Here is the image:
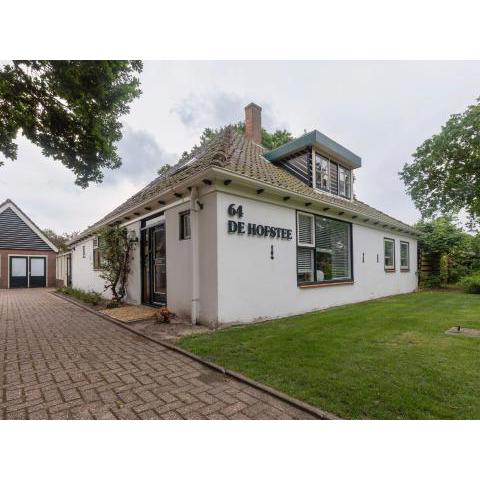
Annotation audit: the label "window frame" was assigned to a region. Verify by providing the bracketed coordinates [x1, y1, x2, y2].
[384, 237, 396, 272]
[400, 240, 410, 271]
[296, 210, 354, 287]
[179, 210, 191, 240]
[312, 148, 352, 200]
[315, 153, 330, 192]
[93, 236, 103, 271]
[338, 165, 352, 199]
[296, 212, 315, 247]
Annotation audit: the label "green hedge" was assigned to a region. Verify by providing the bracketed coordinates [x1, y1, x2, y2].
[57, 286, 103, 305]
[460, 273, 480, 294]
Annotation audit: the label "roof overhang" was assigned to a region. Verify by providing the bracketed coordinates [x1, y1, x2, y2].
[264, 130, 362, 169]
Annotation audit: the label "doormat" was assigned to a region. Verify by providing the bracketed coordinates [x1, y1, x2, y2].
[99, 304, 159, 323]
[445, 327, 480, 338]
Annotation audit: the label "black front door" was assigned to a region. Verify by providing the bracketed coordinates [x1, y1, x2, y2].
[141, 219, 167, 305]
[151, 223, 167, 304]
[29, 257, 46, 288]
[9, 256, 28, 288]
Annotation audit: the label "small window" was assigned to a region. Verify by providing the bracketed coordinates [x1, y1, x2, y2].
[400, 241, 410, 271]
[179, 211, 191, 240]
[93, 237, 103, 270]
[338, 166, 351, 199]
[315, 153, 329, 191]
[82, 245, 86, 258]
[384, 238, 395, 271]
[297, 212, 314, 247]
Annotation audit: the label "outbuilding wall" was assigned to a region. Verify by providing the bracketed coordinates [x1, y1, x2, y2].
[216, 191, 417, 324]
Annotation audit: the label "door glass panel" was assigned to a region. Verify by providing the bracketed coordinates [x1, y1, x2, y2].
[30, 258, 45, 276]
[153, 225, 166, 295]
[12, 258, 27, 277]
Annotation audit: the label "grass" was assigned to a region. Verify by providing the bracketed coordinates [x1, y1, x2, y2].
[179, 291, 480, 419]
[57, 286, 103, 306]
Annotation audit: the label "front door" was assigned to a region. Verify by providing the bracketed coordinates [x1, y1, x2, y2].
[29, 257, 46, 288]
[9, 256, 28, 288]
[151, 223, 167, 304]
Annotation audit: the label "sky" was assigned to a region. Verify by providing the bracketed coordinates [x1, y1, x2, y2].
[1, 60, 480, 234]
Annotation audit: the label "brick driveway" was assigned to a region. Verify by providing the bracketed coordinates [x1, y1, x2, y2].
[0, 289, 312, 419]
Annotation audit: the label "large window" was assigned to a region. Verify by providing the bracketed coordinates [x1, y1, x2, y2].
[384, 238, 395, 271]
[297, 212, 352, 285]
[313, 152, 351, 199]
[400, 241, 410, 271]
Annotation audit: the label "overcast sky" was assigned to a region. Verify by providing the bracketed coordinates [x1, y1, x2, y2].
[1, 61, 479, 233]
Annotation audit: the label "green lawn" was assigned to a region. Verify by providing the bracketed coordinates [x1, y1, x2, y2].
[179, 291, 480, 419]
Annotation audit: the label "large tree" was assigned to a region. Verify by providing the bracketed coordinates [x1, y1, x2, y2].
[400, 97, 480, 227]
[0, 61, 142, 187]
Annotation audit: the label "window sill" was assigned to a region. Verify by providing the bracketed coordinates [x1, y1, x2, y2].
[299, 280, 354, 289]
[384, 268, 396, 273]
[400, 268, 410, 272]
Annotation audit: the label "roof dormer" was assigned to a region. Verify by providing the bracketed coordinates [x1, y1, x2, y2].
[264, 130, 361, 200]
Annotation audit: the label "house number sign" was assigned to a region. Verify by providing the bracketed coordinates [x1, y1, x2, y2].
[227, 204, 293, 240]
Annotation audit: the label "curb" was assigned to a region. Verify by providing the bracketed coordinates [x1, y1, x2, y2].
[51, 291, 339, 420]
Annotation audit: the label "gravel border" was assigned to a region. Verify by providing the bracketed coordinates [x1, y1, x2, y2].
[51, 291, 340, 420]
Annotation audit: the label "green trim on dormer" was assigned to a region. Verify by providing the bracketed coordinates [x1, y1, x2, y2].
[264, 130, 362, 169]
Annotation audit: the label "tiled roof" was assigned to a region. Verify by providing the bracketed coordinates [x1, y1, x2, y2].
[73, 127, 415, 241]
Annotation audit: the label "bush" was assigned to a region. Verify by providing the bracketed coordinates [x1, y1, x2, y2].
[419, 274, 442, 289]
[58, 286, 103, 305]
[460, 273, 480, 294]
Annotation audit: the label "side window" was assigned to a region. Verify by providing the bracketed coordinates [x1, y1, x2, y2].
[179, 211, 191, 240]
[93, 237, 103, 270]
[400, 241, 410, 271]
[384, 238, 395, 271]
[315, 153, 329, 191]
[338, 166, 351, 198]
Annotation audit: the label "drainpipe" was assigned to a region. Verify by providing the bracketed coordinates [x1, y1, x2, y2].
[190, 186, 200, 325]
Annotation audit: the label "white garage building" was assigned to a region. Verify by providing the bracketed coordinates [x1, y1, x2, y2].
[68, 103, 418, 326]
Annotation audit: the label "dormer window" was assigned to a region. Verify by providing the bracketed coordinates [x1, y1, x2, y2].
[315, 153, 330, 191]
[314, 152, 351, 199]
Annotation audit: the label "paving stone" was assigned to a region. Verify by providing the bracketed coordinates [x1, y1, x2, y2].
[0, 289, 314, 420]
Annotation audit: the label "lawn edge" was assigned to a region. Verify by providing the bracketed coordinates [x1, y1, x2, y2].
[51, 291, 339, 420]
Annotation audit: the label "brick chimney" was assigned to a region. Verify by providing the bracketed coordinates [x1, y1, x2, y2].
[244, 103, 262, 145]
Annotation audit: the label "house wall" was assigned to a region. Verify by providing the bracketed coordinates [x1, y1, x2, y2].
[70, 223, 141, 303]
[0, 249, 56, 288]
[215, 191, 418, 324]
[165, 192, 218, 325]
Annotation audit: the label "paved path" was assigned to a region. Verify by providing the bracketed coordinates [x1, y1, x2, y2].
[0, 289, 312, 419]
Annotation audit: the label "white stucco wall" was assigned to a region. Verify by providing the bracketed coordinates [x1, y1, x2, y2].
[71, 237, 106, 295]
[70, 222, 141, 303]
[165, 202, 193, 318]
[216, 191, 417, 324]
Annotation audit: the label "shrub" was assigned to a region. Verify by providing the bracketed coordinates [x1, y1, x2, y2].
[460, 273, 480, 294]
[58, 286, 103, 305]
[418, 273, 442, 289]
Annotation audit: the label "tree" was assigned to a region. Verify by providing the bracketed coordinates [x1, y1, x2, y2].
[97, 224, 137, 304]
[42, 228, 79, 252]
[0, 61, 142, 187]
[400, 97, 480, 227]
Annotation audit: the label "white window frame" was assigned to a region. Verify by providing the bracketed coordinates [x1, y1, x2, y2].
[297, 212, 315, 247]
[384, 238, 396, 272]
[400, 240, 410, 271]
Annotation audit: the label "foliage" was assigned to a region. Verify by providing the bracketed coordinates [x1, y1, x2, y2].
[400, 97, 480, 226]
[96, 224, 137, 304]
[420, 273, 442, 289]
[42, 228, 78, 252]
[58, 286, 102, 305]
[0, 60, 142, 187]
[157, 164, 172, 176]
[415, 216, 480, 284]
[181, 291, 480, 419]
[460, 273, 480, 294]
[439, 254, 449, 287]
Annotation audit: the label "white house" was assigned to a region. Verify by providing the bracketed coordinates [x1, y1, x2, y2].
[67, 103, 418, 326]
